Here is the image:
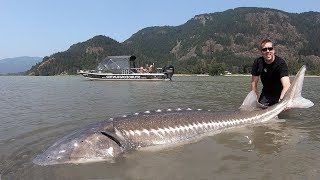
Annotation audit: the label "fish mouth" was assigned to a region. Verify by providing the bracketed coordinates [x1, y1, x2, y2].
[33, 154, 117, 166]
[32, 155, 43, 165]
[32, 132, 124, 166]
[32, 151, 70, 166]
[32, 154, 57, 166]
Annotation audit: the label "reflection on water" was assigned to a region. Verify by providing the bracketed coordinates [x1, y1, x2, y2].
[0, 76, 319, 179]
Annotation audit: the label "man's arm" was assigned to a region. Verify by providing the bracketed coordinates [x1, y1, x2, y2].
[251, 76, 259, 100]
[280, 76, 291, 101]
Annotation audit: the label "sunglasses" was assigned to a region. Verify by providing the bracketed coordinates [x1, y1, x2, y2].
[261, 47, 274, 52]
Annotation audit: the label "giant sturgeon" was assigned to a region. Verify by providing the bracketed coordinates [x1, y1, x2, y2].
[33, 65, 314, 165]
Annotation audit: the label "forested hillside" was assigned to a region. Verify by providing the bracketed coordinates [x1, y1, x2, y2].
[27, 7, 320, 76]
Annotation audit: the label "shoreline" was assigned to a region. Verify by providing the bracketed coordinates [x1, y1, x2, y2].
[174, 74, 319, 77]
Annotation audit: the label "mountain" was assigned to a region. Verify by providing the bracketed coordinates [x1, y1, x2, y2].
[27, 7, 320, 76]
[0, 56, 42, 74]
[27, 36, 133, 76]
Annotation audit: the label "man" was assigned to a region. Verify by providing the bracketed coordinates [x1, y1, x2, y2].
[251, 39, 291, 106]
[148, 64, 153, 73]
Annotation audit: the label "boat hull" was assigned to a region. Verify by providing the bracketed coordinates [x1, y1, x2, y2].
[83, 73, 168, 81]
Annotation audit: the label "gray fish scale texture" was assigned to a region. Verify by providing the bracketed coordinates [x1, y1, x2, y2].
[113, 110, 256, 148]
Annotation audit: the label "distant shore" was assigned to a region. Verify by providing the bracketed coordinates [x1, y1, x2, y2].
[174, 74, 319, 77]
[304, 75, 320, 77]
[174, 74, 252, 77]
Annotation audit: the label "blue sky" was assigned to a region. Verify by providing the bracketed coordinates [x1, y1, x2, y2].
[1, 0, 319, 59]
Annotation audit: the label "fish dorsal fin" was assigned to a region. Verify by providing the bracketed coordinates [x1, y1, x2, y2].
[239, 91, 268, 111]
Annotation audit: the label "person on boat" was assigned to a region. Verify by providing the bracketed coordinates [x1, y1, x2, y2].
[251, 39, 291, 106]
[139, 67, 144, 73]
[148, 65, 153, 73]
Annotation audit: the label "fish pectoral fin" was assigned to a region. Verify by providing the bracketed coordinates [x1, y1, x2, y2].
[239, 91, 267, 111]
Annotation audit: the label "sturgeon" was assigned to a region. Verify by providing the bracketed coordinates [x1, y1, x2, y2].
[33, 65, 314, 165]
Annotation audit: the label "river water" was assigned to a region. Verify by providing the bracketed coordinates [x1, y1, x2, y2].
[0, 75, 319, 180]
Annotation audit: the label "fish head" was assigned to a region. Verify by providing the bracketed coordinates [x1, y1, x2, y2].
[33, 122, 124, 165]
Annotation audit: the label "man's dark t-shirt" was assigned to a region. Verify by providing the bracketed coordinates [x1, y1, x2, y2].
[251, 55, 289, 106]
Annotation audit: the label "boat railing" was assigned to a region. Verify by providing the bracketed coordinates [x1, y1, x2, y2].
[129, 68, 164, 74]
[121, 69, 132, 74]
[121, 68, 142, 74]
[82, 68, 164, 74]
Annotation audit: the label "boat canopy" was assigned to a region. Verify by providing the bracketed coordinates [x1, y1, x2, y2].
[96, 56, 136, 74]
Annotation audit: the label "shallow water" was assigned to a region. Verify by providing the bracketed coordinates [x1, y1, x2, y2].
[0, 75, 319, 179]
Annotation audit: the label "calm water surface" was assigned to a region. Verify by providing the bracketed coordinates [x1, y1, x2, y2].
[0, 75, 319, 180]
